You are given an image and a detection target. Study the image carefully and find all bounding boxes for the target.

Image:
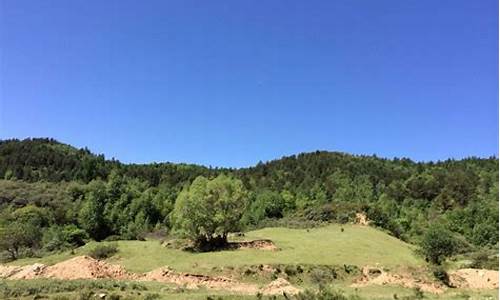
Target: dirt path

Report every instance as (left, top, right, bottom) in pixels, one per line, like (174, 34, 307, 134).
(0, 256, 300, 295)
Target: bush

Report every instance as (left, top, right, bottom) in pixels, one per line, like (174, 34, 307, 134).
(43, 225, 88, 252)
(295, 286, 362, 300)
(470, 250, 499, 270)
(419, 224, 458, 264)
(284, 265, 297, 276)
(432, 267, 450, 286)
(88, 243, 118, 259)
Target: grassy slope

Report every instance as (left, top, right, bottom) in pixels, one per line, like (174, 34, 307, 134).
(6, 225, 498, 300)
(12, 224, 422, 273)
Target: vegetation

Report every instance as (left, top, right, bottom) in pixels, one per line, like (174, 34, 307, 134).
(11, 225, 422, 273)
(171, 175, 247, 250)
(88, 243, 119, 259)
(0, 138, 497, 262)
(419, 224, 459, 265)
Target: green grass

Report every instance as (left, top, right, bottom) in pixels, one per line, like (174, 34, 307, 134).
(0, 278, 257, 300)
(1, 279, 497, 300)
(12, 224, 422, 273)
(339, 284, 499, 300)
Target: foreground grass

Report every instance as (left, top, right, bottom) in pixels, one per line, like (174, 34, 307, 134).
(12, 224, 423, 273)
(0, 279, 497, 300)
(0, 279, 256, 300)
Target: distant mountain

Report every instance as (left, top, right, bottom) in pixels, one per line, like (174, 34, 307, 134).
(0, 138, 497, 189)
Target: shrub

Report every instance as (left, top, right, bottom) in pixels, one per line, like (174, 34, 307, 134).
(43, 225, 87, 252)
(432, 267, 450, 286)
(419, 224, 458, 264)
(310, 268, 331, 286)
(78, 289, 93, 300)
(284, 265, 297, 276)
(412, 287, 424, 299)
(295, 286, 361, 300)
(470, 250, 499, 270)
(88, 243, 118, 259)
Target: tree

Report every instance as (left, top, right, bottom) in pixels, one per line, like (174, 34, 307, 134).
(171, 174, 247, 250)
(419, 224, 457, 264)
(243, 190, 286, 225)
(0, 222, 40, 260)
(78, 181, 109, 241)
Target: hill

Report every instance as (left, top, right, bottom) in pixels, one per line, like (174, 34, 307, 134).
(11, 224, 422, 272)
(0, 138, 497, 246)
(0, 138, 498, 299)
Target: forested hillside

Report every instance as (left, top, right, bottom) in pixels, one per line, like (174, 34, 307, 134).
(0, 138, 497, 262)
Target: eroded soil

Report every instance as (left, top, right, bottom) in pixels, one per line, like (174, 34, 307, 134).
(0, 256, 299, 295)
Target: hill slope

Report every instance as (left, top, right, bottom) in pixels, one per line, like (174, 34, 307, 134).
(0, 137, 497, 260)
(12, 224, 422, 273)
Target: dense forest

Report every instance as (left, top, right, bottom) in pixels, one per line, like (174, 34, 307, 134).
(0, 138, 497, 264)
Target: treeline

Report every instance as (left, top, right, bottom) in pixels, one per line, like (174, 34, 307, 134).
(0, 138, 497, 261)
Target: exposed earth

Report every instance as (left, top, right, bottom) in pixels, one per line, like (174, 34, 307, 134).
(1, 255, 498, 297)
(0, 255, 300, 296)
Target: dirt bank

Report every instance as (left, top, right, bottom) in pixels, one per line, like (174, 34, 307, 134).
(230, 239, 279, 251)
(0, 256, 300, 295)
(448, 269, 499, 289)
(144, 266, 259, 293)
(261, 278, 301, 295)
(352, 266, 445, 294)
(1, 256, 134, 280)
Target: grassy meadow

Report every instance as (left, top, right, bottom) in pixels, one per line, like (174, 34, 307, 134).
(11, 224, 422, 273)
(3, 224, 498, 300)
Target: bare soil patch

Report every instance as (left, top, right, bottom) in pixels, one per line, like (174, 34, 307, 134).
(144, 267, 259, 293)
(355, 213, 369, 226)
(43, 256, 134, 280)
(2, 256, 134, 280)
(0, 256, 301, 295)
(0, 265, 24, 278)
(261, 278, 301, 295)
(351, 266, 445, 294)
(229, 239, 279, 251)
(448, 268, 499, 289)
(8, 263, 46, 279)
(163, 238, 279, 252)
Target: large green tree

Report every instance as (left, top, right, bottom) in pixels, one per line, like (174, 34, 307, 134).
(78, 181, 110, 241)
(171, 174, 247, 250)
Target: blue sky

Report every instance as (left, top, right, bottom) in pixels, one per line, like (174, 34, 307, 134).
(1, 0, 498, 167)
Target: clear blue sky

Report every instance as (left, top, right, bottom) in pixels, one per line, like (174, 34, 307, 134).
(1, 0, 498, 167)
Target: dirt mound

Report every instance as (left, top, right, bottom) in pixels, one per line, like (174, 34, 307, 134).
(261, 278, 301, 295)
(448, 269, 499, 289)
(144, 267, 259, 293)
(0, 256, 302, 295)
(0, 265, 23, 279)
(232, 239, 279, 251)
(43, 256, 133, 280)
(1, 256, 133, 281)
(352, 266, 444, 294)
(8, 263, 47, 279)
